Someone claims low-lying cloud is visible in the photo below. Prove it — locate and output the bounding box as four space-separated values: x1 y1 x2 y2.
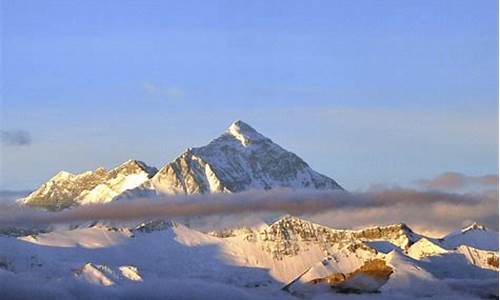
1 188 497 236
417 172 498 191
0 130 31 146
0 272 282 300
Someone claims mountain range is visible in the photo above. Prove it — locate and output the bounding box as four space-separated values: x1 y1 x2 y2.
0 216 497 299
21 120 343 210
4 120 498 299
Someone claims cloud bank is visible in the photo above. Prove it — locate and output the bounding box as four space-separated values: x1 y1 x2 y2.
1 188 497 236
0 272 285 300
417 172 498 191
0 130 31 146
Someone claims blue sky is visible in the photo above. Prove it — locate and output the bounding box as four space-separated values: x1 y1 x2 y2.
1 0 498 190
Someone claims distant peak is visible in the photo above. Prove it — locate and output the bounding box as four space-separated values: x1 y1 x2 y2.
226 120 268 146
120 159 142 167
461 222 487 233
114 159 148 169
111 159 157 177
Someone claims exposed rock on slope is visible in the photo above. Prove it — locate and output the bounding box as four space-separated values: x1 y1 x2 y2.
311 259 393 293
22 160 157 210
213 216 420 260
141 120 343 196
456 245 499 271
21 120 343 210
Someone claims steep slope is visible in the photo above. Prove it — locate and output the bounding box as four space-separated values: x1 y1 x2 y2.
456 245 499 271
75 160 157 205
145 120 343 195
22 160 157 210
21 168 109 210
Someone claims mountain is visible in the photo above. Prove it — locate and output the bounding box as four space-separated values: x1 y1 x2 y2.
22 121 343 210
441 223 499 251
21 160 157 210
212 216 420 260
141 120 343 195
0 216 497 300
406 238 449 260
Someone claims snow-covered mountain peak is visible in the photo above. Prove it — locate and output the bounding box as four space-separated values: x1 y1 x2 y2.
52 170 75 180
225 120 269 146
108 159 157 178
442 223 498 251
242 217 421 259
22 121 343 208
22 160 158 209
267 215 319 231
461 222 488 233
407 238 449 259
142 121 343 195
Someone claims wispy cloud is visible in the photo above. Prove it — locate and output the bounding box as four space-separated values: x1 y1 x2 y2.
416 172 498 191
0 130 31 146
144 82 184 102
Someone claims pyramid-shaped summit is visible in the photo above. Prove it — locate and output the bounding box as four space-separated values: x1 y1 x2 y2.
225 120 269 145
144 120 343 195
23 121 343 210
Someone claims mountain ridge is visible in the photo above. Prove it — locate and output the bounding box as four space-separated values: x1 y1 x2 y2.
22 120 343 210
143 120 343 197
22 159 157 210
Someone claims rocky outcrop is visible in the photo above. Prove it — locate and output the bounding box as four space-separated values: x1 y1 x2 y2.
212 216 420 260
309 259 393 293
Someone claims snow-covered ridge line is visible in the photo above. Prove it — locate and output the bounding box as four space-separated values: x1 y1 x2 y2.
21 120 343 211
210 216 420 259
1 215 497 299
21 160 158 210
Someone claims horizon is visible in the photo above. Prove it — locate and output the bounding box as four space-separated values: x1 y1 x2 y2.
1 0 498 191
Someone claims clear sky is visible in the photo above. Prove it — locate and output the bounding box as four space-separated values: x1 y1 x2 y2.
1 0 498 190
